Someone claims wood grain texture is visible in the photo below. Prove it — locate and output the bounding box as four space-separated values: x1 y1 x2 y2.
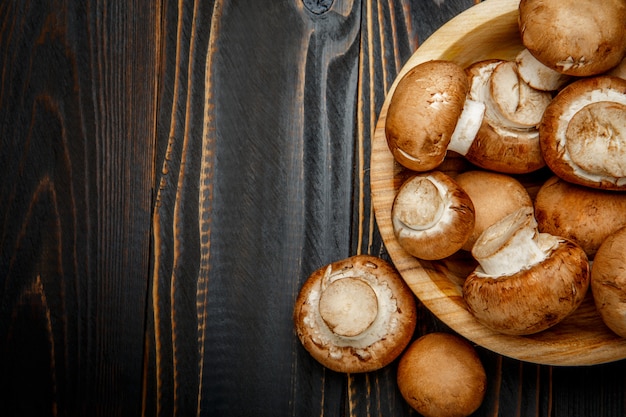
0 0 156 416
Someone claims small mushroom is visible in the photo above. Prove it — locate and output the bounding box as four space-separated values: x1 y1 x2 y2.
515 48 572 91
397 333 487 417
385 60 485 172
464 59 547 174
454 170 533 252
534 176 626 258
518 0 626 76
392 171 475 260
293 255 417 373
539 76 626 190
591 226 626 338
462 206 590 335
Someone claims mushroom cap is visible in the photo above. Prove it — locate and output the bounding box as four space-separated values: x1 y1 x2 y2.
591 226 626 338
539 76 626 190
455 170 533 252
534 176 626 258
293 255 417 373
518 0 626 76
392 171 475 260
397 333 486 417
463 207 590 335
385 60 469 171
465 59 546 174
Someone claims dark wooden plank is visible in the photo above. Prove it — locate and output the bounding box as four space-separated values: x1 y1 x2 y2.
142 0 216 415
143 0 626 416
0 1 156 415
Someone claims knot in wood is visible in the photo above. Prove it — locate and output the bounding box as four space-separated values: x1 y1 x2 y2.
302 0 333 14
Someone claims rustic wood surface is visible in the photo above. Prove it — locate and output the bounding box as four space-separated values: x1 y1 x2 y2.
1 0 625 416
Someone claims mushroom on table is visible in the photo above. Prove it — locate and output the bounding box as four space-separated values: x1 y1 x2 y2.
293 255 417 373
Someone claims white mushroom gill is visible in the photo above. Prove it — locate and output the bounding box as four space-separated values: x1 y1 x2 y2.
490 61 552 128
303 265 398 350
394 177 445 231
471 207 560 277
556 88 626 185
470 60 549 131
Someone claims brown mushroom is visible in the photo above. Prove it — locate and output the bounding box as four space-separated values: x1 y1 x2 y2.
463 206 590 335
534 176 626 258
454 170 533 252
591 226 626 338
293 255 417 373
607 56 626 80
397 333 487 417
539 76 626 191
518 0 626 77
385 60 485 172
464 59 547 174
392 171 475 260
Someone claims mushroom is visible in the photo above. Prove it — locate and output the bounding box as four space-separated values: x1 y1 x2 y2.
464 59 547 174
392 171 475 260
607 56 626 80
591 226 626 338
534 176 626 258
385 60 485 172
397 333 487 417
462 206 590 335
515 48 572 91
539 75 626 190
518 0 626 77
293 255 417 373
454 170 533 252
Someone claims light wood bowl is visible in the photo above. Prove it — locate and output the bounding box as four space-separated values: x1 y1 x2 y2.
371 0 626 366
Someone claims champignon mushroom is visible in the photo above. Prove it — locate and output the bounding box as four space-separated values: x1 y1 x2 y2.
515 48 572 91
392 171 475 260
397 333 486 417
607 56 626 80
462 206 590 335
518 0 626 77
385 60 485 172
539 76 626 190
591 226 626 338
454 170 533 252
464 59 547 174
534 176 626 258
293 255 417 373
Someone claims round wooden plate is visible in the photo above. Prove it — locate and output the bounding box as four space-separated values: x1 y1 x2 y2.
371 0 626 366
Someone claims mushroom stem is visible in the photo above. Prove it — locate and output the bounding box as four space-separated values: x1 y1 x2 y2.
448 98 485 155
319 277 378 337
516 48 571 91
394 176 445 231
472 207 559 277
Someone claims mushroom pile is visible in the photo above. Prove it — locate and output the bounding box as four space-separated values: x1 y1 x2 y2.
384 0 626 336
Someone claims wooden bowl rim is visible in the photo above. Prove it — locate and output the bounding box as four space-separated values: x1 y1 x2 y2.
371 0 626 366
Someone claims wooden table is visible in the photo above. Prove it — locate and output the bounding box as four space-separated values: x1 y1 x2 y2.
1 0 625 416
